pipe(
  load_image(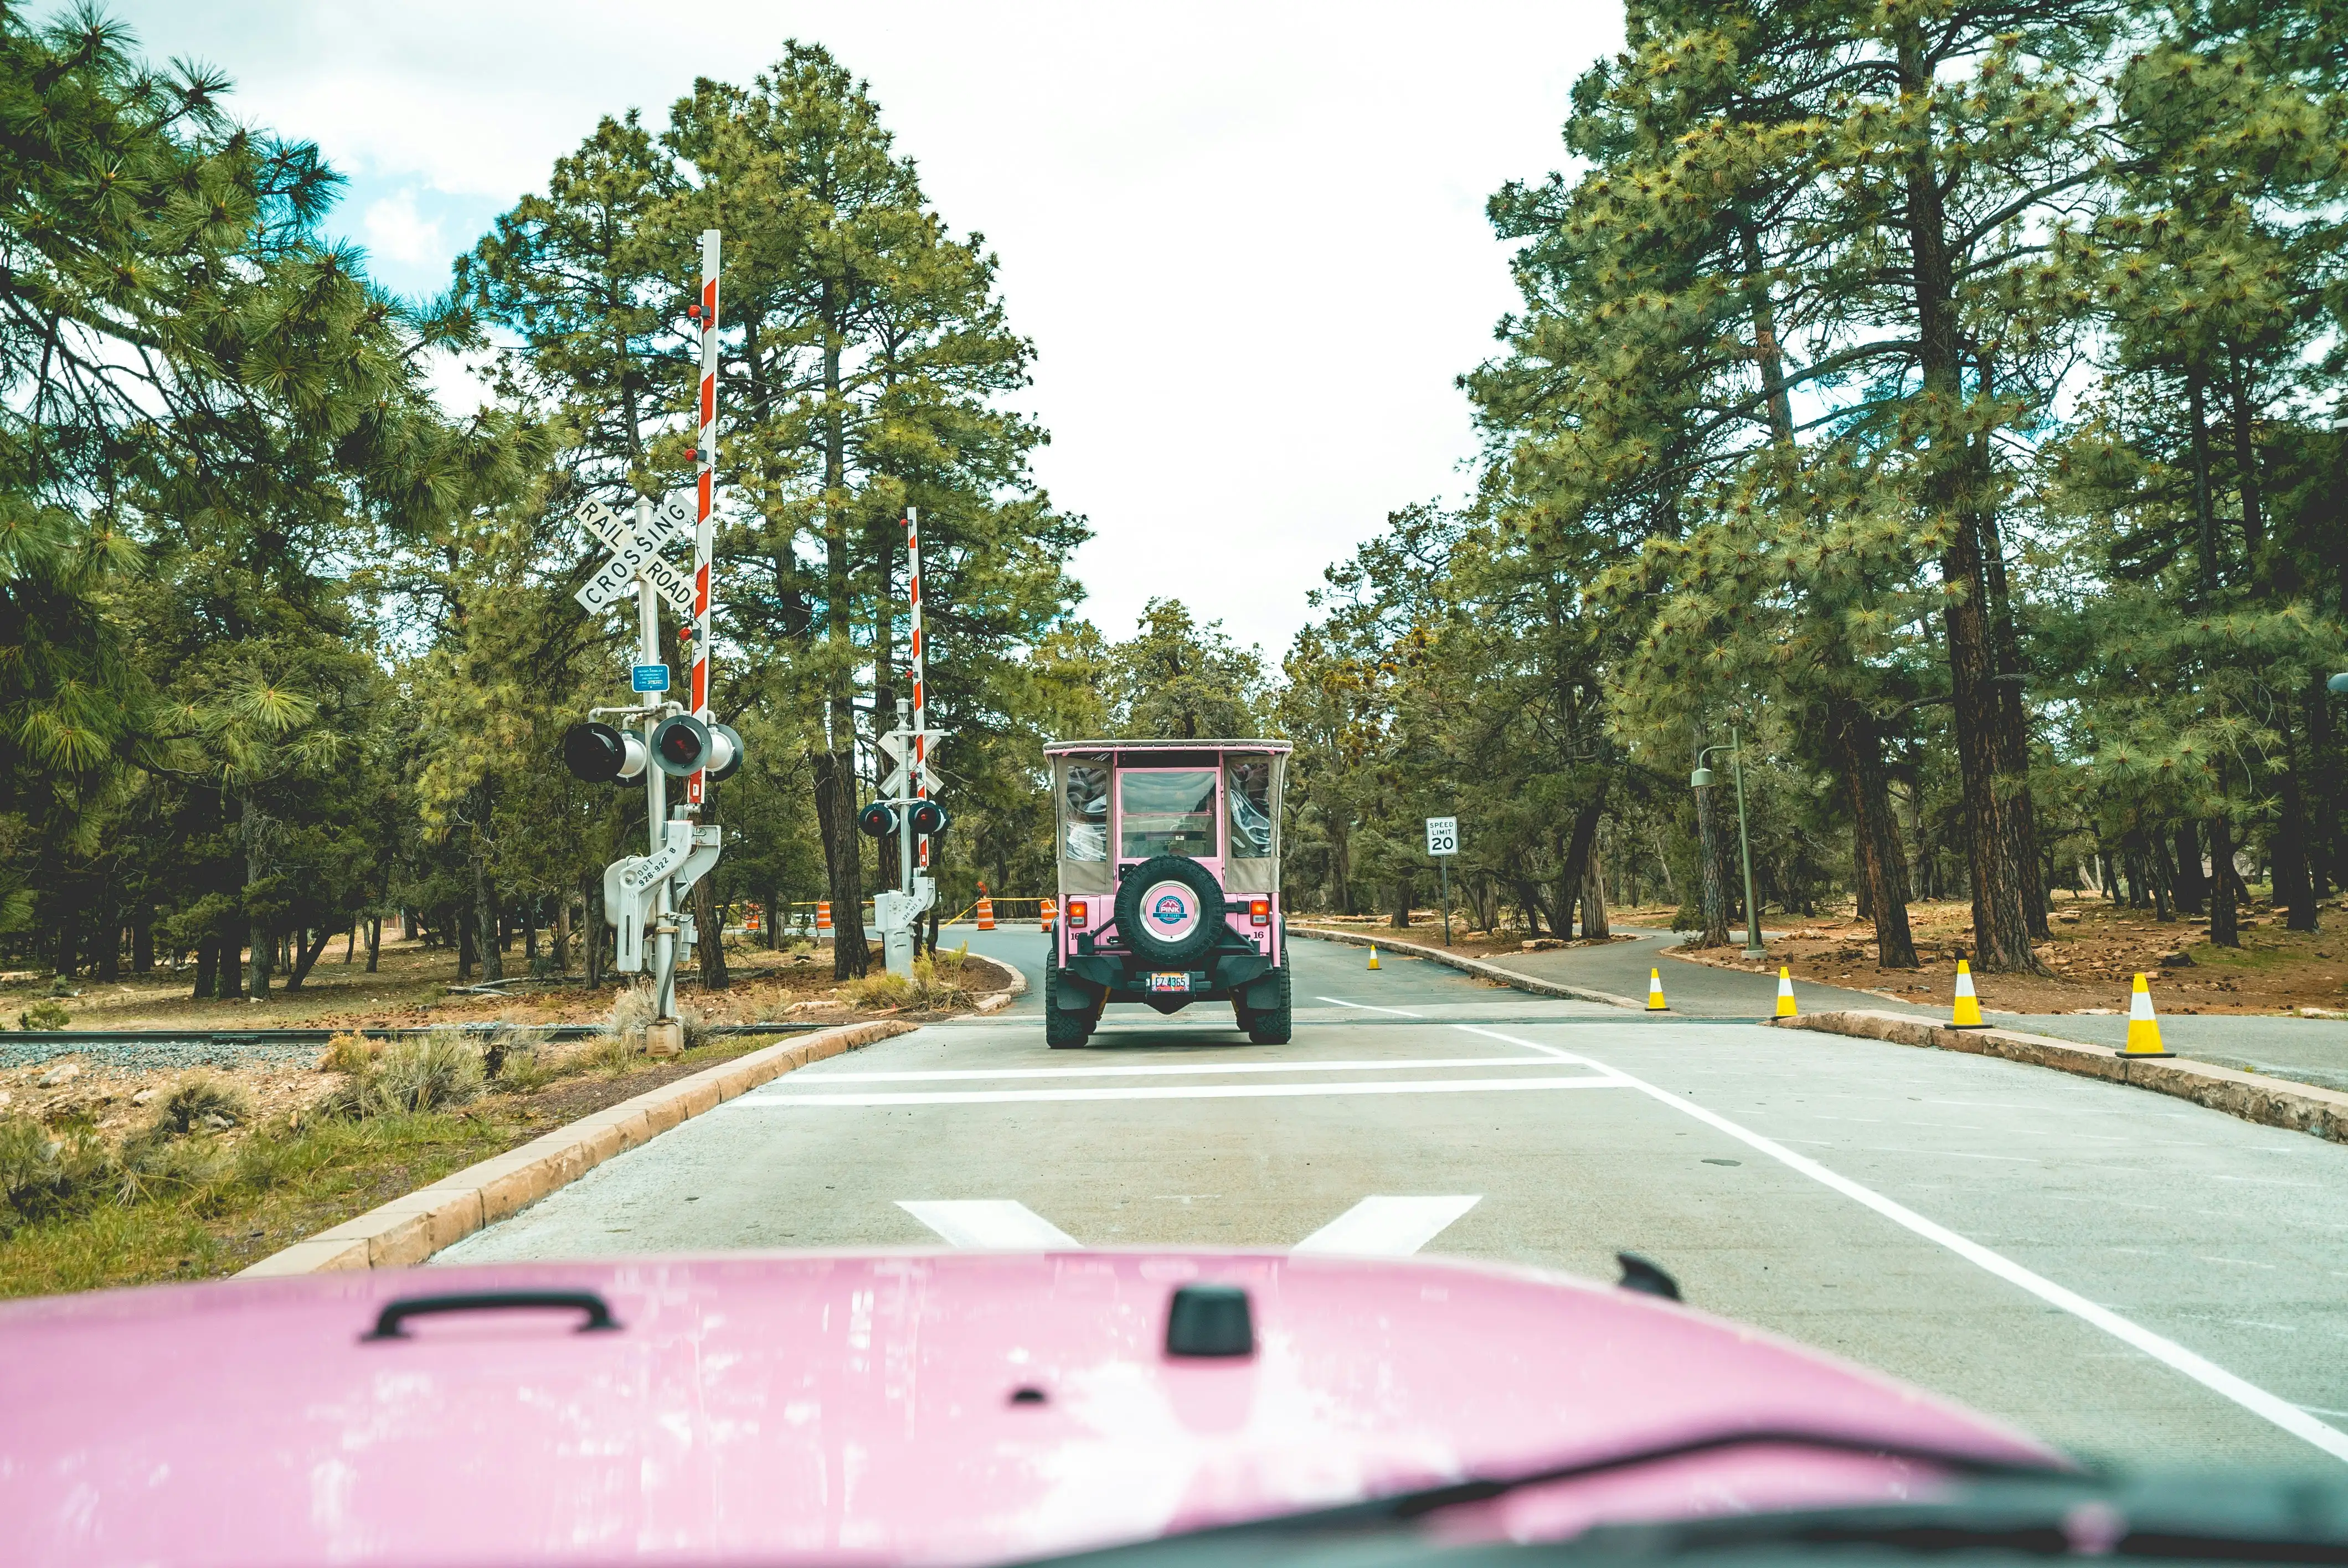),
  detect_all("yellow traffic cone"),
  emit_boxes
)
[1646,968,1669,1012]
[1950,958,1984,1028]
[1775,967,1797,1018]
[1367,945,1381,971]
[2123,972,2171,1056]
